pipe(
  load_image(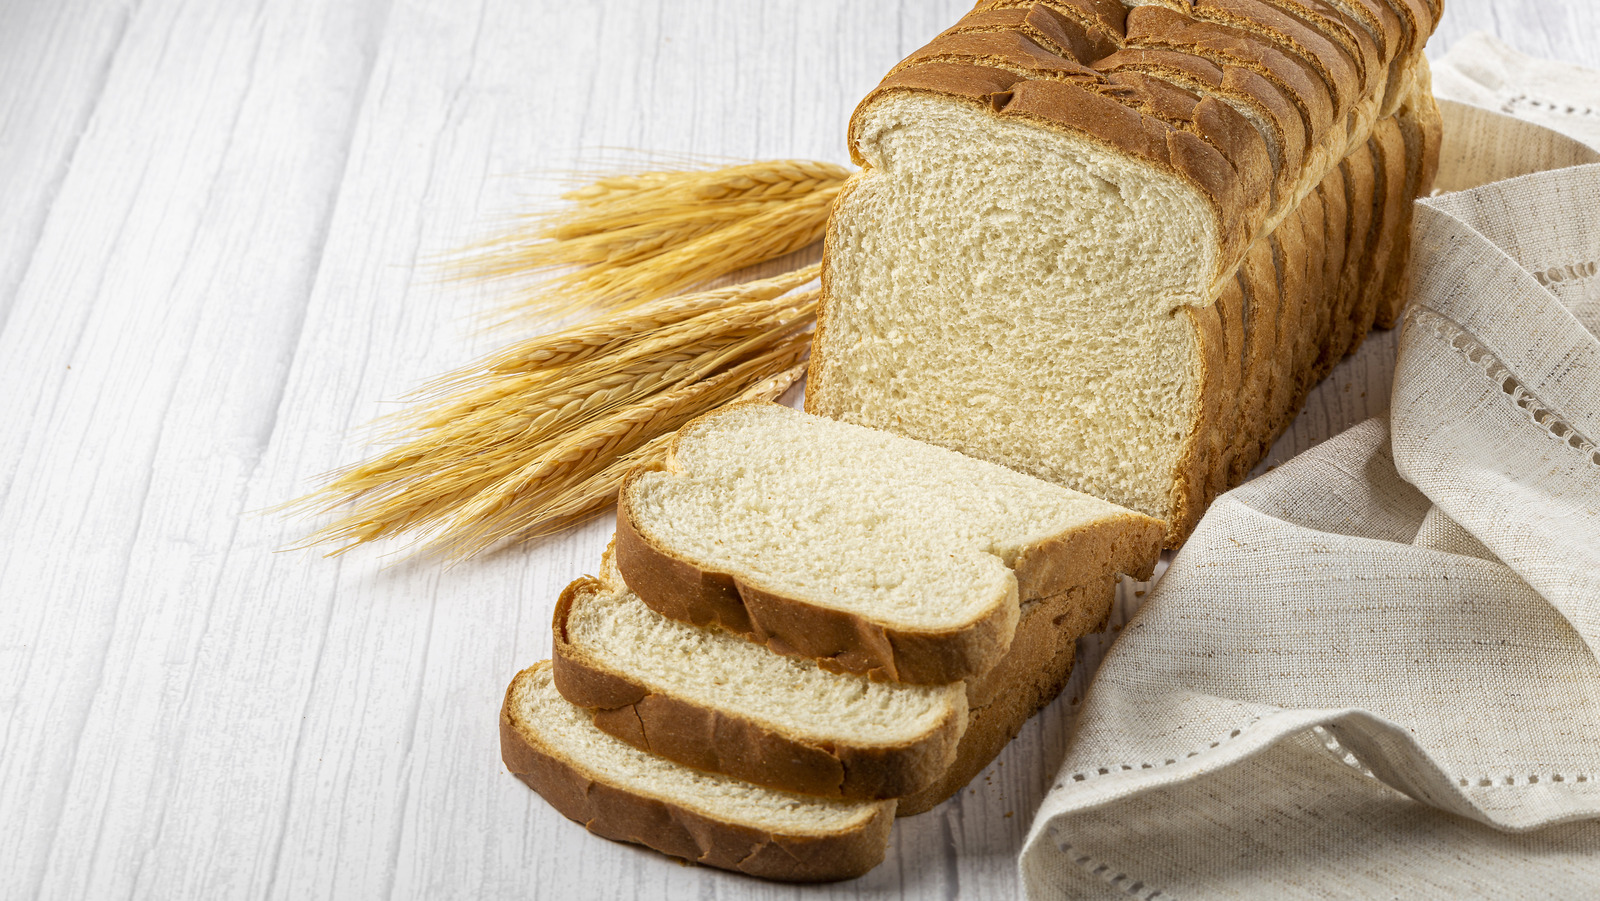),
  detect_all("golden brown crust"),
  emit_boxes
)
[1095,48,1304,198]
[500,664,896,883]
[1233,239,1283,481]
[1362,115,1411,334]
[1263,0,1386,79]
[1349,131,1394,350]
[1290,187,1329,400]
[549,577,968,801]
[1123,6,1337,141]
[1312,167,1351,373]
[943,5,1117,62]
[980,0,1129,46]
[897,574,1118,815]
[1176,0,1366,115]
[1164,91,1437,533]
[1374,78,1441,327]
[894,30,1101,81]
[1330,149,1375,359]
